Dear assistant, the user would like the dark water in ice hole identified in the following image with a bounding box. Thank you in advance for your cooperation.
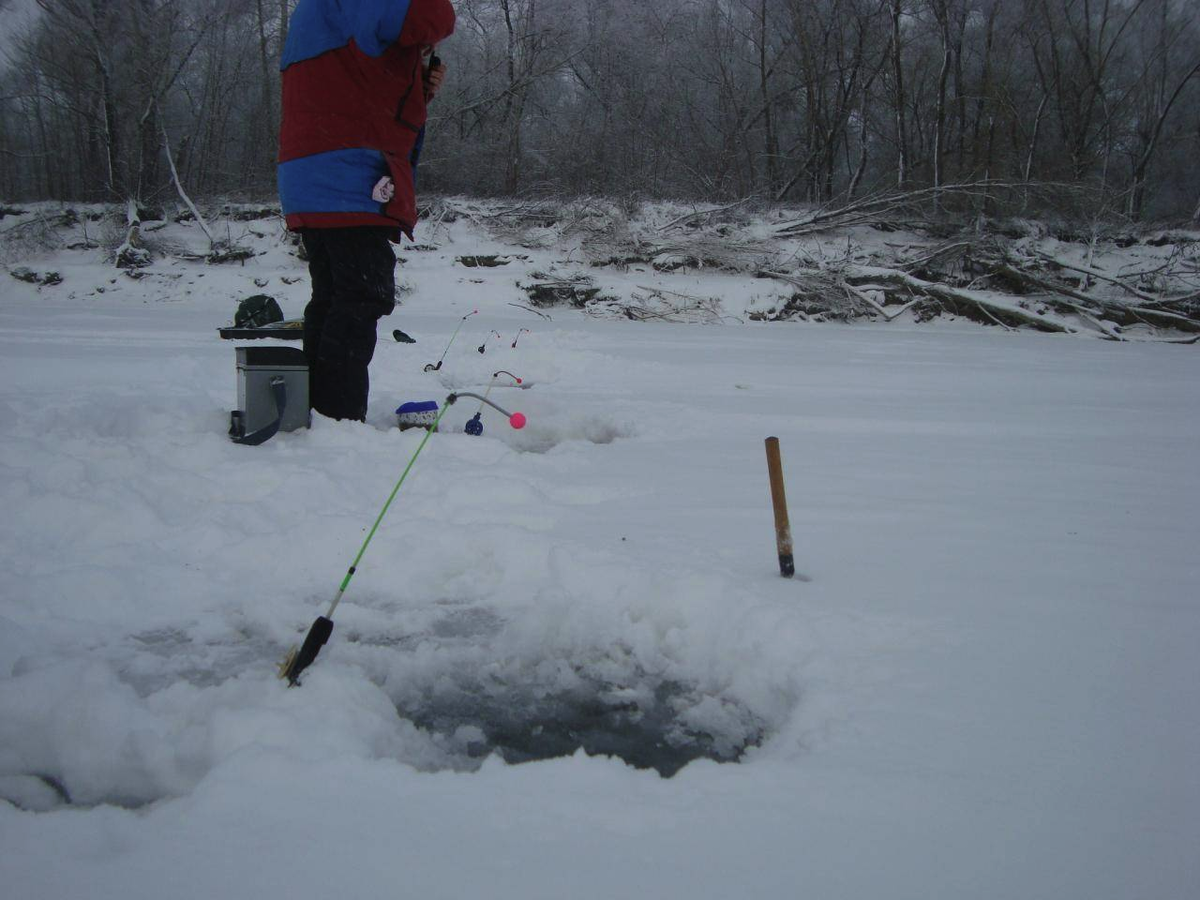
[394,675,763,778]
[352,611,764,777]
[3,624,763,813]
[120,620,764,781]
[353,609,766,777]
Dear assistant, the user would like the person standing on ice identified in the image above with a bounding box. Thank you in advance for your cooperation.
[278,0,455,421]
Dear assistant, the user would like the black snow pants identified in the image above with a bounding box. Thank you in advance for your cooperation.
[300,227,396,422]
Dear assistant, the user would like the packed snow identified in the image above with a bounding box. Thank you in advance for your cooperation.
[1,206,1198,898]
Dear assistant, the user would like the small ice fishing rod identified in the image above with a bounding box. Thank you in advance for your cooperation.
[424,309,478,372]
[465,370,524,436]
[279,390,526,686]
[511,327,530,348]
[477,330,502,354]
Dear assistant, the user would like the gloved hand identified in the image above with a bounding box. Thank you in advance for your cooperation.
[424,55,446,102]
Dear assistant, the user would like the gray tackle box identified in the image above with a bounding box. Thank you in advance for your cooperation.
[229,346,310,445]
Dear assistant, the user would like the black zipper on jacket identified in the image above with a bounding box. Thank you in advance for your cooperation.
[394,56,423,132]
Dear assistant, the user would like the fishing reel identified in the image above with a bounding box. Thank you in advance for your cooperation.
[451,377,526,437]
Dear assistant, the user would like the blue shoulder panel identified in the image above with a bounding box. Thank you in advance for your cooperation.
[278,148,390,215]
[348,0,411,56]
[282,0,411,68]
[281,0,344,68]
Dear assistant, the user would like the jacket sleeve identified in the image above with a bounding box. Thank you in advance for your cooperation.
[347,0,412,57]
[397,0,456,48]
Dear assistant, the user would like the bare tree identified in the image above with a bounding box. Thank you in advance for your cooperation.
[1124,0,1200,218]
[889,0,909,187]
[2,0,1198,220]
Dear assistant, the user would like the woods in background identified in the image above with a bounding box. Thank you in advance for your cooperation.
[2,0,1198,222]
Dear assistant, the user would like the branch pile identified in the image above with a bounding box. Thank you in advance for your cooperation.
[767,182,1073,238]
[578,201,771,273]
[758,234,1200,340]
[432,195,772,273]
[427,197,591,248]
[583,285,739,325]
[521,271,606,308]
[0,208,76,261]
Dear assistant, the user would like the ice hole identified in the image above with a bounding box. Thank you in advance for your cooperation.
[392,670,764,777]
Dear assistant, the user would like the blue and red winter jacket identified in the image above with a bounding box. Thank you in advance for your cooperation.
[278,0,456,238]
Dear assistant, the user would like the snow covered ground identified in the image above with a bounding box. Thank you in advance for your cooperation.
[1,208,1198,898]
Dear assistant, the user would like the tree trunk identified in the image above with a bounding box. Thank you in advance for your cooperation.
[501,0,521,192]
[971,0,997,175]
[890,0,908,188]
[1128,58,1200,219]
[98,53,120,197]
[256,0,277,179]
[758,0,778,194]
[848,99,869,198]
[931,0,952,201]
[1022,94,1048,209]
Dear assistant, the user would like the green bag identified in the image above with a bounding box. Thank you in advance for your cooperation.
[234,294,284,329]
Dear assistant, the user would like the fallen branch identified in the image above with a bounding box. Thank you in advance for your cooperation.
[160,110,215,248]
[992,261,1200,333]
[759,269,864,320]
[842,282,922,321]
[1032,251,1160,304]
[508,302,553,320]
[901,240,976,273]
[588,287,735,325]
[843,265,1076,333]
[1122,305,1200,332]
[770,182,1032,238]
[658,198,753,233]
[522,271,603,308]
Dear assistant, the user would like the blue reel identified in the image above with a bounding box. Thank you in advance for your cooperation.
[464,412,484,436]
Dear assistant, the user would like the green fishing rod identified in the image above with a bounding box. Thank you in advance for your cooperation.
[279,390,527,685]
[423,309,478,372]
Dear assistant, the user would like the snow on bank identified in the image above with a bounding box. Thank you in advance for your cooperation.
[1,208,1198,898]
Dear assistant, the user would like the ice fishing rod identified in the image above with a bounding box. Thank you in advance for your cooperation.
[477,330,501,354]
[278,390,526,686]
[511,327,530,348]
[465,370,524,436]
[424,309,478,371]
